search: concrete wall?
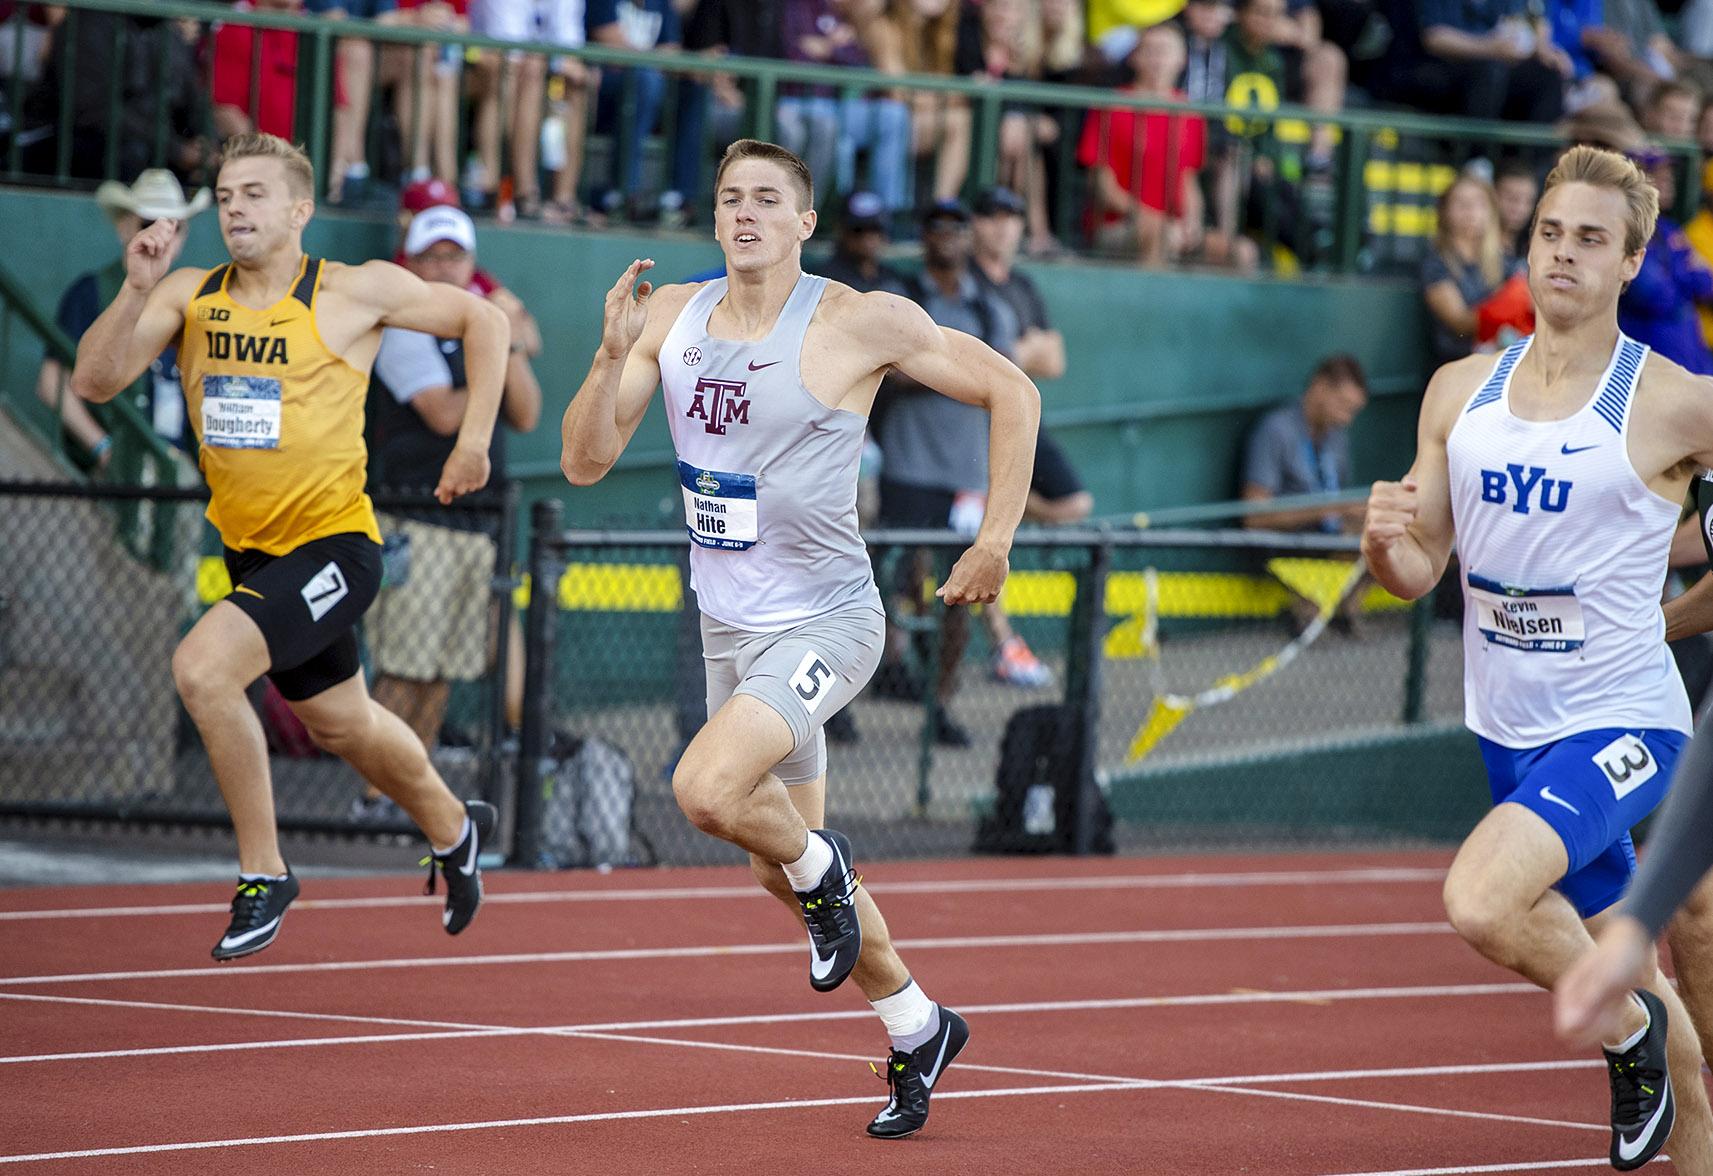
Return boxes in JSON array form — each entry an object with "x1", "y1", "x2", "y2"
[{"x1": 0, "y1": 188, "x2": 1433, "y2": 530}]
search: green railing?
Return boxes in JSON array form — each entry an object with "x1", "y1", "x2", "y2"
[
  {"x1": 8, "y1": 0, "x2": 1700, "y2": 275},
  {"x1": 0, "y1": 256, "x2": 187, "y2": 568}
]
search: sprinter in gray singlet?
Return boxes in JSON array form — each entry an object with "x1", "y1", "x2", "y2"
[{"x1": 561, "y1": 140, "x2": 1041, "y2": 1139}]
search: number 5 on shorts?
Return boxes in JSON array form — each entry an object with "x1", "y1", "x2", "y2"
[{"x1": 789, "y1": 651, "x2": 837, "y2": 715}]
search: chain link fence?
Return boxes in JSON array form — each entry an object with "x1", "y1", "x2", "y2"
[
  {"x1": 513, "y1": 502, "x2": 1476, "y2": 870},
  {"x1": 0, "y1": 480, "x2": 515, "y2": 839}
]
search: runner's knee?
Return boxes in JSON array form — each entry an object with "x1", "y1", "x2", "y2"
[
  {"x1": 1443, "y1": 876, "x2": 1516, "y2": 959},
  {"x1": 671, "y1": 755, "x2": 739, "y2": 838},
  {"x1": 171, "y1": 641, "x2": 239, "y2": 711}
]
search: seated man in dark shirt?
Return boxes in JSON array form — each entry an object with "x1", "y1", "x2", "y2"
[{"x1": 1242, "y1": 353, "x2": 1370, "y2": 633}]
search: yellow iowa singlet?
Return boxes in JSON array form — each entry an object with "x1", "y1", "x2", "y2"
[{"x1": 179, "y1": 256, "x2": 381, "y2": 554}]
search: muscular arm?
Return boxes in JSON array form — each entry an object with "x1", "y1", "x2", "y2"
[
  {"x1": 561, "y1": 263, "x2": 677, "y2": 486},
  {"x1": 70, "y1": 270, "x2": 198, "y2": 405},
  {"x1": 1361, "y1": 364, "x2": 1468, "y2": 600},
  {"x1": 346, "y1": 261, "x2": 511, "y2": 457},
  {"x1": 867, "y1": 292, "x2": 1042, "y2": 583}
]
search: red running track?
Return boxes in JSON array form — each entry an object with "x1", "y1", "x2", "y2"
[{"x1": 0, "y1": 850, "x2": 1686, "y2": 1175}]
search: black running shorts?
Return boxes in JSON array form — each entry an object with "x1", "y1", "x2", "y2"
[{"x1": 222, "y1": 532, "x2": 383, "y2": 701}]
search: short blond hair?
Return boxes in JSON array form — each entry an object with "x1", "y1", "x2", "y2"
[
  {"x1": 714, "y1": 140, "x2": 813, "y2": 211},
  {"x1": 1540, "y1": 144, "x2": 1659, "y2": 256},
  {"x1": 220, "y1": 132, "x2": 315, "y2": 199}
]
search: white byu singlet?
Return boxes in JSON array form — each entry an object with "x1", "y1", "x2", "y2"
[
  {"x1": 1447, "y1": 333, "x2": 1691, "y2": 747},
  {"x1": 658, "y1": 273, "x2": 882, "y2": 630}
]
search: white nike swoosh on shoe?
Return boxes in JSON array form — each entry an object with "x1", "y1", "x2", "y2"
[
  {"x1": 1617, "y1": 1085, "x2": 1672, "y2": 1163},
  {"x1": 873, "y1": 1106, "x2": 899, "y2": 1123},
  {"x1": 218, "y1": 915, "x2": 281, "y2": 950},
  {"x1": 442, "y1": 907, "x2": 453, "y2": 928},
  {"x1": 810, "y1": 940, "x2": 837, "y2": 981},
  {"x1": 920, "y1": 1023, "x2": 953, "y2": 1089},
  {"x1": 458, "y1": 829, "x2": 479, "y2": 877}
]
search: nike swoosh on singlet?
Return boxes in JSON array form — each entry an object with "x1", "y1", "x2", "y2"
[
  {"x1": 270, "y1": 316, "x2": 298, "y2": 328},
  {"x1": 1617, "y1": 1085, "x2": 1672, "y2": 1162},
  {"x1": 1560, "y1": 443, "x2": 1600, "y2": 455},
  {"x1": 747, "y1": 360, "x2": 781, "y2": 371}
]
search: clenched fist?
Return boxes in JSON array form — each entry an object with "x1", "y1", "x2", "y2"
[{"x1": 1361, "y1": 475, "x2": 1420, "y2": 559}]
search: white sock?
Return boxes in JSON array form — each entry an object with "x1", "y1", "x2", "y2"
[
  {"x1": 780, "y1": 830, "x2": 834, "y2": 891},
  {"x1": 433, "y1": 815, "x2": 471, "y2": 857},
  {"x1": 1605, "y1": 994, "x2": 1651, "y2": 1053},
  {"x1": 344, "y1": 162, "x2": 369, "y2": 180},
  {"x1": 238, "y1": 871, "x2": 287, "y2": 883},
  {"x1": 872, "y1": 980, "x2": 938, "y2": 1051}
]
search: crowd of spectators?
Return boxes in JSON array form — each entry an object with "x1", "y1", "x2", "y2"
[{"x1": 6, "y1": 0, "x2": 1713, "y2": 274}]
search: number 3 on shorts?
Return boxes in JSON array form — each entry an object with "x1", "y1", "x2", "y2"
[
  {"x1": 789, "y1": 651, "x2": 838, "y2": 716},
  {"x1": 1592, "y1": 733, "x2": 1657, "y2": 801}
]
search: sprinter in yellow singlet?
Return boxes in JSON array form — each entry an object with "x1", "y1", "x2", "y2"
[{"x1": 71, "y1": 133, "x2": 511, "y2": 960}]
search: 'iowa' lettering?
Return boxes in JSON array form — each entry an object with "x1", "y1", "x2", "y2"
[{"x1": 207, "y1": 331, "x2": 290, "y2": 365}]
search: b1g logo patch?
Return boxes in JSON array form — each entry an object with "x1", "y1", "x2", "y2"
[
  {"x1": 788, "y1": 651, "x2": 838, "y2": 716},
  {"x1": 1592, "y1": 733, "x2": 1657, "y2": 801}
]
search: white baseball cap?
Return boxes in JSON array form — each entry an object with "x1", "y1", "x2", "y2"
[{"x1": 404, "y1": 205, "x2": 477, "y2": 257}]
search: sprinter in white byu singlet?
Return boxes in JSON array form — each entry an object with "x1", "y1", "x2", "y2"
[
  {"x1": 560, "y1": 140, "x2": 1040, "y2": 1139},
  {"x1": 1363, "y1": 145, "x2": 1713, "y2": 1173}
]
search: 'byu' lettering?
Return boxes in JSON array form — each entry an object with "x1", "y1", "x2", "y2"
[{"x1": 1476, "y1": 464, "x2": 1574, "y2": 515}]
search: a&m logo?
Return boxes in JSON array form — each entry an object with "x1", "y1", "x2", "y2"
[
  {"x1": 685, "y1": 377, "x2": 750, "y2": 436},
  {"x1": 1478, "y1": 464, "x2": 1573, "y2": 515}
]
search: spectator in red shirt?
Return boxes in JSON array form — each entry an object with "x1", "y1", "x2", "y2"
[
  {"x1": 1078, "y1": 22, "x2": 1208, "y2": 267},
  {"x1": 211, "y1": 0, "x2": 304, "y2": 141}
]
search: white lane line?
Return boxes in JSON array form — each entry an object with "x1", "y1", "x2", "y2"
[
  {"x1": 0, "y1": 992, "x2": 479, "y2": 1031},
  {"x1": 1203, "y1": 1084, "x2": 1599, "y2": 1133},
  {"x1": 1320, "y1": 1159, "x2": 1668, "y2": 1175},
  {"x1": 0, "y1": 867, "x2": 1447, "y2": 922},
  {"x1": 0, "y1": 981, "x2": 1543, "y2": 1065},
  {"x1": 0, "y1": 1057, "x2": 1610, "y2": 1167},
  {"x1": 0, "y1": 1081, "x2": 1180, "y2": 1165},
  {"x1": 0, "y1": 921, "x2": 1455, "y2": 987}
]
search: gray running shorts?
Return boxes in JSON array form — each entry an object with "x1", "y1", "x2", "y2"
[{"x1": 701, "y1": 603, "x2": 886, "y2": 785}]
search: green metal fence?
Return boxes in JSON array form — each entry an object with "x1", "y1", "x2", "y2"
[
  {"x1": 0, "y1": 256, "x2": 189, "y2": 569},
  {"x1": 5, "y1": 0, "x2": 1698, "y2": 275},
  {"x1": 509, "y1": 502, "x2": 1480, "y2": 868}
]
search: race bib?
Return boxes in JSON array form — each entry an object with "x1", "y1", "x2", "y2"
[
  {"x1": 1467, "y1": 572, "x2": 1584, "y2": 652},
  {"x1": 201, "y1": 375, "x2": 282, "y2": 450},
  {"x1": 677, "y1": 461, "x2": 758, "y2": 551}
]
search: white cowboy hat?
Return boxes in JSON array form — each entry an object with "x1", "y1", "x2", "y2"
[{"x1": 94, "y1": 169, "x2": 212, "y2": 222}]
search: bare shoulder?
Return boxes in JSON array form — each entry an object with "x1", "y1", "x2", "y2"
[
  {"x1": 1638, "y1": 348, "x2": 1711, "y2": 407},
  {"x1": 317, "y1": 257, "x2": 410, "y2": 298},
  {"x1": 1637, "y1": 348, "x2": 1713, "y2": 435},
  {"x1": 637, "y1": 280, "x2": 700, "y2": 348},
  {"x1": 158, "y1": 266, "x2": 209, "y2": 304},
  {"x1": 816, "y1": 283, "x2": 933, "y2": 356},
  {"x1": 1419, "y1": 352, "x2": 1494, "y2": 432}
]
